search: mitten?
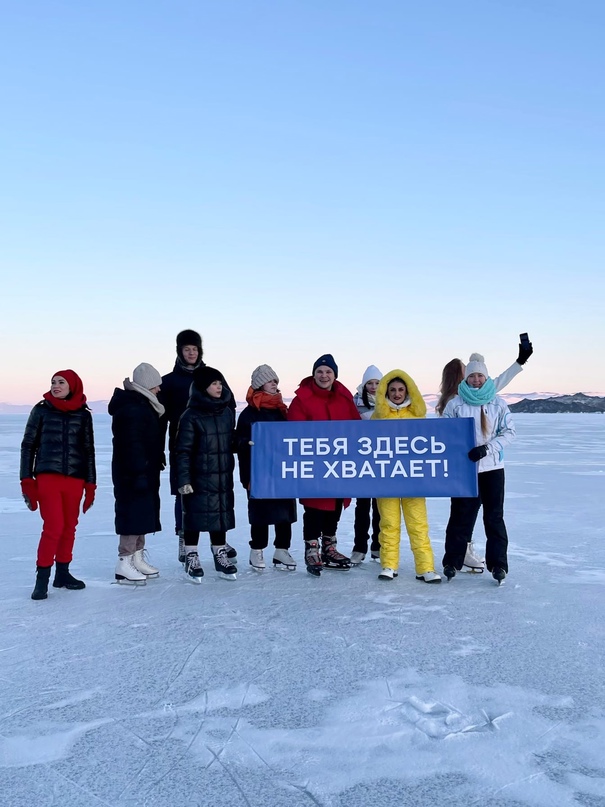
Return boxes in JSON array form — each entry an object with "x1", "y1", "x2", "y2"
[
  {"x1": 21, "y1": 478, "x2": 38, "y2": 511},
  {"x1": 179, "y1": 484, "x2": 194, "y2": 495},
  {"x1": 83, "y1": 483, "x2": 96, "y2": 513},
  {"x1": 517, "y1": 341, "x2": 533, "y2": 365},
  {"x1": 468, "y1": 445, "x2": 488, "y2": 462}
]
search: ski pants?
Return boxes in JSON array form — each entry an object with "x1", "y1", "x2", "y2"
[
  {"x1": 36, "y1": 473, "x2": 84, "y2": 567},
  {"x1": 443, "y1": 468, "x2": 508, "y2": 573},
  {"x1": 376, "y1": 497, "x2": 435, "y2": 575}
]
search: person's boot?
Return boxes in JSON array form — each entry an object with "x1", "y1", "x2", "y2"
[
  {"x1": 31, "y1": 566, "x2": 52, "y2": 600},
  {"x1": 53, "y1": 562, "x2": 86, "y2": 590}
]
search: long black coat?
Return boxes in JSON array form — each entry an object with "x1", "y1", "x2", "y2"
[
  {"x1": 108, "y1": 388, "x2": 164, "y2": 536},
  {"x1": 174, "y1": 385, "x2": 235, "y2": 533},
  {"x1": 235, "y1": 404, "x2": 297, "y2": 526},
  {"x1": 159, "y1": 359, "x2": 236, "y2": 494},
  {"x1": 20, "y1": 401, "x2": 96, "y2": 483}
]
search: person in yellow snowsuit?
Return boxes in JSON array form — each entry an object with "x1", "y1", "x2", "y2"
[{"x1": 372, "y1": 370, "x2": 441, "y2": 583}]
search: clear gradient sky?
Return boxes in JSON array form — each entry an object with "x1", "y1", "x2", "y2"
[{"x1": 2, "y1": 0, "x2": 604, "y2": 404}]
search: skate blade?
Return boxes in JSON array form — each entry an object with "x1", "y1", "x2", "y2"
[
  {"x1": 322, "y1": 564, "x2": 351, "y2": 570},
  {"x1": 249, "y1": 564, "x2": 265, "y2": 572},
  {"x1": 217, "y1": 572, "x2": 237, "y2": 580},
  {"x1": 114, "y1": 576, "x2": 146, "y2": 586},
  {"x1": 463, "y1": 566, "x2": 484, "y2": 574},
  {"x1": 184, "y1": 573, "x2": 203, "y2": 584},
  {"x1": 142, "y1": 572, "x2": 160, "y2": 579},
  {"x1": 273, "y1": 561, "x2": 296, "y2": 571},
  {"x1": 306, "y1": 566, "x2": 321, "y2": 577}
]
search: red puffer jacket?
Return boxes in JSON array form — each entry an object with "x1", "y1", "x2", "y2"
[{"x1": 288, "y1": 377, "x2": 360, "y2": 510}]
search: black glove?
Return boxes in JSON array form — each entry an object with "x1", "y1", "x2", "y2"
[
  {"x1": 468, "y1": 445, "x2": 488, "y2": 462},
  {"x1": 517, "y1": 341, "x2": 533, "y2": 365}
]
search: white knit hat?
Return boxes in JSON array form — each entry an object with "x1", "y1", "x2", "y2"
[
  {"x1": 465, "y1": 353, "x2": 489, "y2": 379},
  {"x1": 132, "y1": 362, "x2": 162, "y2": 390},
  {"x1": 251, "y1": 364, "x2": 278, "y2": 390},
  {"x1": 361, "y1": 365, "x2": 382, "y2": 386}
]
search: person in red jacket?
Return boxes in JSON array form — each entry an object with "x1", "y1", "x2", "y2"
[
  {"x1": 20, "y1": 370, "x2": 96, "y2": 600},
  {"x1": 288, "y1": 354, "x2": 360, "y2": 575}
]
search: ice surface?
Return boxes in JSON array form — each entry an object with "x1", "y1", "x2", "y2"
[{"x1": 1, "y1": 414, "x2": 604, "y2": 806}]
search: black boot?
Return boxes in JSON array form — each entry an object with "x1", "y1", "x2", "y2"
[
  {"x1": 53, "y1": 562, "x2": 86, "y2": 590},
  {"x1": 31, "y1": 566, "x2": 52, "y2": 600}
]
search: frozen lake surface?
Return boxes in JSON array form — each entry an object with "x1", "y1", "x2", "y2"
[{"x1": 1, "y1": 414, "x2": 604, "y2": 806}]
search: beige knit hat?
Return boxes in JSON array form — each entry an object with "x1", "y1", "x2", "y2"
[
  {"x1": 251, "y1": 364, "x2": 278, "y2": 390},
  {"x1": 132, "y1": 363, "x2": 162, "y2": 390}
]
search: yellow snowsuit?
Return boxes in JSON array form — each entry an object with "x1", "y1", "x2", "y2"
[{"x1": 372, "y1": 370, "x2": 436, "y2": 575}]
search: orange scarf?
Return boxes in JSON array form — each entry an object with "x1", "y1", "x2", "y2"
[{"x1": 246, "y1": 386, "x2": 288, "y2": 416}]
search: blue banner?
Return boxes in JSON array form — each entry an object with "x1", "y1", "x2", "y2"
[{"x1": 250, "y1": 419, "x2": 478, "y2": 499}]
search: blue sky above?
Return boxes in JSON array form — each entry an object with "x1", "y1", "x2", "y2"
[{"x1": 2, "y1": 0, "x2": 604, "y2": 402}]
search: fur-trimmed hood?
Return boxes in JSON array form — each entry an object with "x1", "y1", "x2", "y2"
[{"x1": 372, "y1": 369, "x2": 427, "y2": 420}]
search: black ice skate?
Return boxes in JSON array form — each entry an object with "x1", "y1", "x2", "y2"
[
  {"x1": 492, "y1": 567, "x2": 506, "y2": 586},
  {"x1": 304, "y1": 540, "x2": 323, "y2": 577},
  {"x1": 321, "y1": 536, "x2": 351, "y2": 570},
  {"x1": 443, "y1": 565, "x2": 456, "y2": 581},
  {"x1": 212, "y1": 545, "x2": 237, "y2": 580}
]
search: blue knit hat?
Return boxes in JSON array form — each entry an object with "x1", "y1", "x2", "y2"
[{"x1": 313, "y1": 354, "x2": 338, "y2": 378}]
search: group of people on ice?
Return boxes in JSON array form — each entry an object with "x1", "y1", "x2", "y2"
[{"x1": 19, "y1": 328, "x2": 533, "y2": 600}]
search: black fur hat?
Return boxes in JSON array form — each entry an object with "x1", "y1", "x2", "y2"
[
  {"x1": 193, "y1": 366, "x2": 225, "y2": 392},
  {"x1": 176, "y1": 329, "x2": 203, "y2": 361}
]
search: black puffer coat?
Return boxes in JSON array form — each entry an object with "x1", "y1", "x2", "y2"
[
  {"x1": 108, "y1": 388, "x2": 164, "y2": 536},
  {"x1": 235, "y1": 405, "x2": 297, "y2": 526},
  {"x1": 20, "y1": 401, "x2": 96, "y2": 483},
  {"x1": 174, "y1": 385, "x2": 235, "y2": 533},
  {"x1": 159, "y1": 359, "x2": 236, "y2": 494}
]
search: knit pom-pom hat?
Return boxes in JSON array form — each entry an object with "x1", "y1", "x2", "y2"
[{"x1": 465, "y1": 353, "x2": 489, "y2": 379}]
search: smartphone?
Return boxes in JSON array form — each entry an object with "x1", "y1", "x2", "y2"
[{"x1": 520, "y1": 332, "x2": 531, "y2": 349}]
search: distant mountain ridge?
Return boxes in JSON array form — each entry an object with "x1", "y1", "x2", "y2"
[{"x1": 508, "y1": 392, "x2": 605, "y2": 414}]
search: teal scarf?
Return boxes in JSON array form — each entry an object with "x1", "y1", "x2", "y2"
[{"x1": 458, "y1": 378, "x2": 497, "y2": 406}]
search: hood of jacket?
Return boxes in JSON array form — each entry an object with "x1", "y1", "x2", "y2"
[
  {"x1": 372, "y1": 369, "x2": 427, "y2": 420},
  {"x1": 294, "y1": 376, "x2": 353, "y2": 403},
  {"x1": 108, "y1": 386, "x2": 147, "y2": 416},
  {"x1": 186, "y1": 383, "x2": 231, "y2": 414}
]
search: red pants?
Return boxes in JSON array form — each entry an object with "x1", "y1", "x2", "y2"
[{"x1": 36, "y1": 474, "x2": 84, "y2": 567}]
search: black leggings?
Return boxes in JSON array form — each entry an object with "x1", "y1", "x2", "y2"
[
  {"x1": 249, "y1": 523, "x2": 292, "y2": 550},
  {"x1": 183, "y1": 530, "x2": 226, "y2": 547}
]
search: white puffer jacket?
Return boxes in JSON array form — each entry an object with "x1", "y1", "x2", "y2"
[{"x1": 443, "y1": 394, "x2": 515, "y2": 473}]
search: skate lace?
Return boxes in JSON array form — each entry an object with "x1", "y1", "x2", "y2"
[
  {"x1": 214, "y1": 547, "x2": 232, "y2": 568},
  {"x1": 186, "y1": 552, "x2": 201, "y2": 571},
  {"x1": 323, "y1": 543, "x2": 347, "y2": 562}
]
